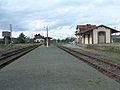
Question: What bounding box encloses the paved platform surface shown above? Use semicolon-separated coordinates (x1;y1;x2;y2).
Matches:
0;45;120;90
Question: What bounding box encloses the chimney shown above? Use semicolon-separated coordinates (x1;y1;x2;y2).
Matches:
87;24;91;26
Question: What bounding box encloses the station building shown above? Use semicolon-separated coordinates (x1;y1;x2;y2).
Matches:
112;35;120;43
34;34;44;44
75;24;120;44
34;34;52;46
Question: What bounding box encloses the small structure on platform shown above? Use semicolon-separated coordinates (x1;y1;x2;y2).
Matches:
2;31;11;45
43;37;52;46
112;34;120;43
75;24;120;44
34;34;44;44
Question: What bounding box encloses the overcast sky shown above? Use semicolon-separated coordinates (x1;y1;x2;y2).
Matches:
0;0;120;39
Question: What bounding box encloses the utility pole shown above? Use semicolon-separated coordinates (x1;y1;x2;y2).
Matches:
46;26;49;47
10;24;12;44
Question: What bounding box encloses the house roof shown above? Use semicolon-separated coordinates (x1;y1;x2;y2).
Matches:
76;24;120;35
76;24;96;30
76;24;96;35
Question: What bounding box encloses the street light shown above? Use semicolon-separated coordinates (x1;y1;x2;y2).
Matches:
43;26;49;47
46;26;49;47
10;24;13;44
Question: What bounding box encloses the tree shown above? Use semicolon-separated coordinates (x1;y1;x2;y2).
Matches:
64;37;75;43
16;33;27;43
57;39;60;43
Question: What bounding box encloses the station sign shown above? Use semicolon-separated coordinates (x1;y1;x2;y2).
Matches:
2;31;11;37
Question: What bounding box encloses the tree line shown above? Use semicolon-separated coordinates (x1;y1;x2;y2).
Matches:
0;32;75;44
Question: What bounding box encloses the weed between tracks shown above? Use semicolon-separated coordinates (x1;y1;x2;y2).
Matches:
87;79;102;85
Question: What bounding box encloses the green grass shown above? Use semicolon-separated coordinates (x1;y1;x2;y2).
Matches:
0;43;39;53
87;79;102;84
78;43;120;64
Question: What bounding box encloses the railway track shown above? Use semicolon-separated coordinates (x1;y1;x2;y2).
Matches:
58;46;120;83
0;45;39;69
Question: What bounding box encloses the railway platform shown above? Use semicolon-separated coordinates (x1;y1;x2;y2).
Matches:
0;45;120;90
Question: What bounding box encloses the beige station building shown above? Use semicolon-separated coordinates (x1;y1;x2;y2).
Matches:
34;34;44;44
75;24;119;44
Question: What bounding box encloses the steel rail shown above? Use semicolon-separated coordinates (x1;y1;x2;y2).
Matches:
0;45;39;69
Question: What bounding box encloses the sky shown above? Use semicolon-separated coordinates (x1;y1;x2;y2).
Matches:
0;0;120;39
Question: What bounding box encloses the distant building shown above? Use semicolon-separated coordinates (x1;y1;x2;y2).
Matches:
12;38;18;44
75;24;120;44
0;38;4;44
34;34;44;44
112;35;120;43
43;37;52;46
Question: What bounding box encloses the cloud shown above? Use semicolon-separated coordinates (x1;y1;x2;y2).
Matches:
0;0;120;39
49;25;75;39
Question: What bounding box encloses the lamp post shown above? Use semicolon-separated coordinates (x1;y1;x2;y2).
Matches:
46;26;49;47
10;24;12;44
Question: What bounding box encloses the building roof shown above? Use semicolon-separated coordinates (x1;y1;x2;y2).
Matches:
76;24;96;35
43;37;52;39
76;24;96;30
76;24;120;35
112;35;120;38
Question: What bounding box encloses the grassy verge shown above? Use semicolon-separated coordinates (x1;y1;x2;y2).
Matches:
78;43;120;64
0;43;40;54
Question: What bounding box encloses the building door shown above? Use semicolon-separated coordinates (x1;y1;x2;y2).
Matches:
98;31;106;44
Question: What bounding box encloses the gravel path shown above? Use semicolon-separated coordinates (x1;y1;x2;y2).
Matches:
0;45;120;90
